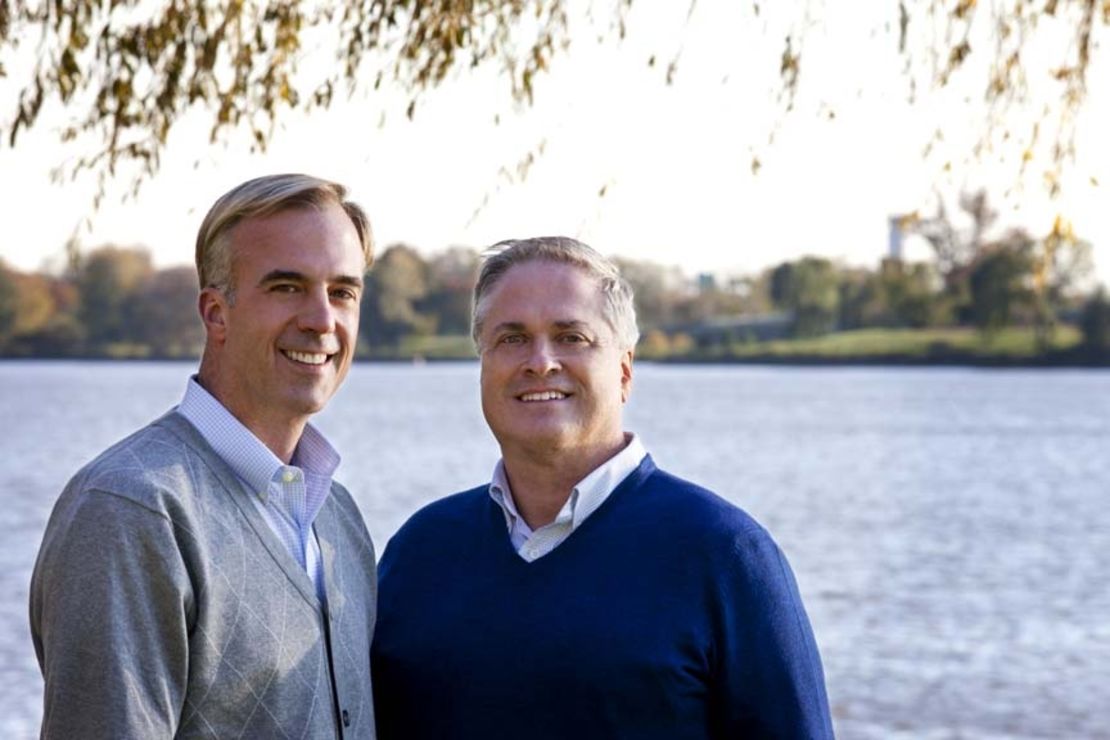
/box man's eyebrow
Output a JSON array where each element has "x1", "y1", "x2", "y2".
[
  {"x1": 259, "y1": 270, "x2": 306, "y2": 285},
  {"x1": 258, "y1": 270, "x2": 364, "y2": 289},
  {"x1": 333, "y1": 274, "x2": 364, "y2": 289},
  {"x1": 489, "y1": 320, "x2": 593, "y2": 334},
  {"x1": 553, "y1": 320, "x2": 590, "y2": 330}
]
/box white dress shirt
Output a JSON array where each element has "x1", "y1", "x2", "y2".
[{"x1": 488, "y1": 433, "x2": 647, "y2": 562}]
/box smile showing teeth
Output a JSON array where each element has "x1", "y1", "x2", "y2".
[
  {"x1": 519, "y1": 391, "x2": 567, "y2": 402},
  {"x1": 284, "y1": 350, "x2": 329, "y2": 365}
]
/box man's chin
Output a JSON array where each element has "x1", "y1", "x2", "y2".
[
  {"x1": 497, "y1": 423, "x2": 575, "y2": 453},
  {"x1": 278, "y1": 388, "x2": 335, "y2": 418}
]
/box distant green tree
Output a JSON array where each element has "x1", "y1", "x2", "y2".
[
  {"x1": 769, "y1": 257, "x2": 840, "y2": 337},
  {"x1": 837, "y1": 270, "x2": 880, "y2": 330},
  {"x1": 880, "y1": 261, "x2": 945, "y2": 328},
  {"x1": 670, "y1": 286, "x2": 742, "y2": 327},
  {"x1": 18, "y1": 314, "x2": 86, "y2": 356},
  {"x1": 360, "y1": 244, "x2": 435, "y2": 351},
  {"x1": 1079, "y1": 289, "x2": 1110, "y2": 356},
  {"x1": 1032, "y1": 217, "x2": 1094, "y2": 348},
  {"x1": 768, "y1": 262, "x2": 794, "y2": 311},
  {"x1": 8, "y1": 273, "x2": 81, "y2": 355},
  {"x1": 420, "y1": 247, "x2": 480, "y2": 336},
  {"x1": 0, "y1": 262, "x2": 17, "y2": 348},
  {"x1": 724, "y1": 275, "x2": 773, "y2": 316},
  {"x1": 11, "y1": 273, "x2": 54, "y2": 336},
  {"x1": 612, "y1": 258, "x2": 688, "y2": 330},
  {"x1": 129, "y1": 266, "x2": 204, "y2": 356},
  {"x1": 912, "y1": 191, "x2": 998, "y2": 288},
  {"x1": 968, "y1": 234, "x2": 1035, "y2": 336},
  {"x1": 75, "y1": 246, "x2": 154, "y2": 348}
]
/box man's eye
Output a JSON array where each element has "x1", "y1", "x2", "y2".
[
  {"x1": 271, "y1": 284, "x2": 299, "y2": 293},
  {"x1": 331, "y1": 288, "x2": 358, "y2": 301},
  {"x1": 559, "y1": 333, "x2": 587, "y2": 344},
  {"x1": 500, "y1": 334, "x2": 525, "y2": 345}
]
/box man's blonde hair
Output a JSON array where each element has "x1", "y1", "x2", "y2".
[{"x1": 195, "y1": 174, "x2": 373, "y2": 297}]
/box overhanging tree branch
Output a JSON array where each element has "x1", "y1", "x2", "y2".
[{"x1": 1, "y1": 0, "x2": 1106, "y2": 207}]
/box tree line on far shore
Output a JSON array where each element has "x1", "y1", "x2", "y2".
[{"x1": 3, "y1": 193, "x2": 1110, "y2": 362}]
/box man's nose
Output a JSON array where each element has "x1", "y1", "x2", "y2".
[
  {"x1": 298, "y1": 289, "x2": 336, "y2": 333},
  {"x1": 523, "y1": 338, "x2": 560, "y2": 375}
]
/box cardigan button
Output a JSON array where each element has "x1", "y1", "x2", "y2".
[{"x1": 342, "y1": 709, "x2": 350, "y2": 727}]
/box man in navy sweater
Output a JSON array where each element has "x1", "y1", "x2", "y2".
[{"x1": 372, "y1": 237, "x2": 834, "y2": 739}]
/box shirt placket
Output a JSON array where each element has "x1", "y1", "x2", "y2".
[
  {"x1": 274, "y1": 466, "x2": 309, "y2": 570},
  {"x1": 519, "y1": 503, "x2": 575, "y2": 561}
]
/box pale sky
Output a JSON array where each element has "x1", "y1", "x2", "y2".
[{"x1": 2, "y1": 1, "x2": 1108, "y2": 283}]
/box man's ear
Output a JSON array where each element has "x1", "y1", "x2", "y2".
[
  {"x1": 620, "y1": 349, "x2": 634, "y2": 404},
  {"x1": 198, "y1": 287, "x2": 229, "y2": 343}
]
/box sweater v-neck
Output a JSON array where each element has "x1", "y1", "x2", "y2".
[{"x1": 483, "y1": 454, "x2": 658, "y2": 569}]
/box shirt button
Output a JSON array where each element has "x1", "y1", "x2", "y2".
[
  {"x1": 282, "y1": 470, "x2": 296, "y2": 483},
  {"x1": 342, "y1": 709, "x2": 351, "y2": 727}
]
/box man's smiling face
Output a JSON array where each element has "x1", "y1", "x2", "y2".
[
  {"x1": 477, "y1": 260, "x2": 632, "y2": 461},
  {"x1": 204, "y1": 202, "x2": 364, "y2": 434}
]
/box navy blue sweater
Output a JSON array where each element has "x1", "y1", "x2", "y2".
[{"x1": 372, "y1": 456, "x2": 833, "y2": 739}]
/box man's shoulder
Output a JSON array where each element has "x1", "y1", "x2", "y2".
[
  {"x1": 406, "y1": 485, "x2": 489, "y2": 526},
  {"x1": 638, "y1": 467, "x2": 797, "y2": 590},
  {"x1": 67, "y1": 411, "x2": 219, "y2": 509},
  {"x1": 640, "y1": 465, "x2": 771, "y2": 543},
  {"x1": 386, "y1": 485, "x2": 489, "y2": 545}
]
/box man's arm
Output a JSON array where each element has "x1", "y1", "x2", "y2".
[
  {"x1": 712, "y1": 526, "x2": 835, "y2": 739},
  {"x1": 30, "y1": 489, "x2": 194, "y2": 739}
]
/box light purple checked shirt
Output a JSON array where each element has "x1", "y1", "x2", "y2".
[{"x1": 178, "y1": 377, "x2": 339, "y2": 602}]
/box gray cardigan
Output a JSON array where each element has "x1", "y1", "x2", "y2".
[{"x1": 30, "y1": 411, "x2": 377, "y2": 739}]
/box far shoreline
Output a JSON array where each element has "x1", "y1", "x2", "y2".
[{"x1": 3, "y1": 353, "x2": 1109, "y2": 369}]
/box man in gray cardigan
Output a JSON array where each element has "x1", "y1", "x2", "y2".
[{"x1": 30, "y1": 174, "x2": 378, "y2": 739}]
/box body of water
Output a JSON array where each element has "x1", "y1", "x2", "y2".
[{"x1": 2, "y1": 361, "x2": 1108, "y2": 738}]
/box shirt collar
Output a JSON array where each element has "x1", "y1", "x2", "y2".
[
  {"x1": 570, "y1": 433, "x2": 646, "y2": 528},
  {"x1": 177, "y1": 377, "x2": 340, "y2": 496},
  {"x1": 488, "y1": 433, "x2": 647, "y2": 531},
  {"x1": 489, "y1": 461, "x2": 518, "y2": 518}
]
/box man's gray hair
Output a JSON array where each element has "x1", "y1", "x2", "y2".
[
  {"x1": 195, "y1": 173, "x2": 374, "y2": 297},
  {"x1": 471, "y1": 236, "x2": 640, "y2": 351}
]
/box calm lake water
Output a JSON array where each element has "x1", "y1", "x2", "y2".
[{"x1": 2, "y1": 361, "x2": 1109, "y2": 738}]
